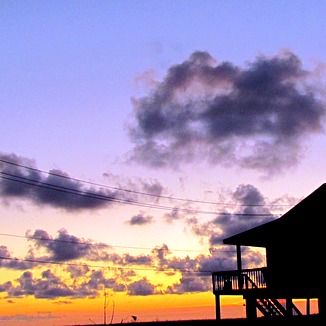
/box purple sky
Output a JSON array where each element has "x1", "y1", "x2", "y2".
[{"x1": 0, "y1": 1, "x2": 325, "y2": 324}]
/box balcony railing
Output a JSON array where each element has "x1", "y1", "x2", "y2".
[{"x1": 212, "y1": 267, "x2": 267, "y2": 294}]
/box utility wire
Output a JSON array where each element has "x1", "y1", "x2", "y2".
[
  {"x1": 0, "y1": 232, "x2": 243, "y2": 253},
  {"x1": 0, "y1": 173, "x2": 208, "y2": 213},
  {"x1": 0, "y1": 158, "x2": 293, "y2": 207},
  {"x1": 0, "y1": 256, "x2": 212, "y2": 274},
  {"x1": 0, "y1": 173, "x2": 280, "y2": 217}
]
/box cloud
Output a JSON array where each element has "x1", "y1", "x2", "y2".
[
  {"x1": 19, "y1": 228, "x2": 159, "y2": 268},
  {"x1": 53, "y1": 300, "x2": 73, "y2": 305},
  {"x1": 0, "y1": 246, "x2": 33, "y2": 270},
  {"x1": 186, "y1": 184, "x2": 276, "y2": 246},
  {"x1": 163, "y1": 207, "x2": 185, "y2": 223},
  {"x1": 0, "y1": 312, "x2": 57, "y2": 322},
  {"x1": 0, "y1": 153, "x2": 119, "y2": 211},
  {"x1": 3, "y1": 270, "x2": 75, "y2": 299},
  {"x1": 66, "y1": 265, "x2": 90, "y2": 278},
  {"x1": 61, "y1": 268, "x2": 126, "y2": 299},
  {"x1": 26, "y1": 228, "x2": 110, "y2": 262},
  {"x1": 165, "y1": 275, "x2": 211, "y2": 294},
  {"x1": 126, "y1": 212, "x2": 154, "y2": 225},
  {"x1": 0, "y1": 180, "x2": 289, "y2": 299},
  {"x1": 102, "y1": 172, "x2": 167, "y2": 203},
  {"x1": 126, "y1": 254, "x2": 154, "y2": 266},
  {"x1": 127, "y1": 50, "x2": 326, "y2": 175},
  {"x1": 0, "y1": 224, "x2": 267, "y2": 299},
  {"x1": 0, "y1": 268, "x2": 126, "y2": 300},
  {"x1": 127, "y1": 277, "x2": 158, "y2": 296},
  {"x1": 1, "y1": 153, "x2": 163, "y2": 211}
]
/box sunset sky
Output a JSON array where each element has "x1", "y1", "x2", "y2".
[{"x1": 1, "y1": 1, "x2": 325, "y2": 325}]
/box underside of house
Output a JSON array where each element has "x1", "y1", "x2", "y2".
[{"x1": 212, "y1": 267, "x2": 323, "y2": 320}]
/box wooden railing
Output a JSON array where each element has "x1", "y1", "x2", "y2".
[{"x1": 212, "y1": 267, "x2": 267, "y2": 293}]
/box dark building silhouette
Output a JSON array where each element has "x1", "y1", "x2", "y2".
[{"x1": 212, "y1": 183, "x2": 325, "y2": 320}]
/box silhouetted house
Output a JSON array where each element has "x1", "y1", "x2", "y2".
[{"x1": 212, "y1": 183, "x2": 325, "y2": 320}]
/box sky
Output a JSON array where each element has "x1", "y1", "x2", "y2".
[{"x1": 0, "y1": 0, "x2": 325, "y2": 325}]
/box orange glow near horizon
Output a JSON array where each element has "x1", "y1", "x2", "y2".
[
  {"x1": 0, "y1": 291, "x2": 251, "y2": 325},
  {"x1": 0, "y1": 287, "x2": 320, "y2": 326}
]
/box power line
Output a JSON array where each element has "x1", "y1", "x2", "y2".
[
  {"x1": 0, "y1": 158, "x2": 293, "y2": 207},
  {"x1": 0, "y1": 173, "x2": 279, "y2": 217},
  {"x1": 0, "y1": 256, "x2": 212, "y2": 274},
  {"x1": 0, "y1": 232, "x2": 242, "y2": 253}
]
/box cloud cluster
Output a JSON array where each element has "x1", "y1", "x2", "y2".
[
  {"x1": 127, "y1": 51, "x2": 325, "y2": 175},
  {"x1": 0, "y1": 183, "x2": 290, "y2": 302},
  {"x1": 0, "y1": 227, "x2": 264, "y2": 300},
  {"x1": 0, "y1": 268, "x2": 125, "y2": 299},
  {"x1": 0, "y1": 156, "x2": 294, "y2": 300}
]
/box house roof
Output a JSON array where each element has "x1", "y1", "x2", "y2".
[{"x1": 223, "y1": 183, "x2": 326, "y2": 247}]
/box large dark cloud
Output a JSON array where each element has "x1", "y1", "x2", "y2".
[{"x1": 127, "y1": 51, "x2": 325, "y2": 175}]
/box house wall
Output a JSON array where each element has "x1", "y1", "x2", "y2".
[{"x1": 265, "y1": 238, "x2": 322, "y2": 298}]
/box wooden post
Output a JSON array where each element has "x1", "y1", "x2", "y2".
[
  {"x1": 215, "y1": 294, "x2": 221, "y2": 320},
  {"x1": 236, "y1": 245, "x2": 243, "y2": 289},
  {"x1": 318, "y1": 296, "x2": 323, "y2": 319},
  {"x1": 245, "y1": 297, "x2": 257, "y2": 319},
  {"x1": 306, "y1": 298, "x2": 310, "y2": 315},
  {"x1": 286, "y1": 298, "x2": 293, "y2": 317}
]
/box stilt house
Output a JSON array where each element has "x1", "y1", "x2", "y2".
[{"x1": 212, "y1": 183, "x2": 325, "y2": 320}]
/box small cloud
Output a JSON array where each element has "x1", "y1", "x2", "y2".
[
  {"x1": 127, "y1": 277, "x2": 158, "y2": 296},
  {"x1": 126, "y1": 212, "x2": 154, "y2": 226},
  {"x1": 53, "y1": 300, "x2": 73, "y2": 305}
]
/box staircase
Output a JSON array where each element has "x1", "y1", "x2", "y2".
[{"x1": 243, "y1": 273, "x2": 303, "y2": 318}]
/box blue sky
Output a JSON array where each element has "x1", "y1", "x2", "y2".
[{"x1": 0, "y1": 1, "x2": 325, "y2": 324}]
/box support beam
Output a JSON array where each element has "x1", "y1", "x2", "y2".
[
  {"x1": 215, "y1": 294, "x2": 221, "y2": 320},
  {"x1": 306, "y1": 298, "x2": 310, "y2": 315},
  {"x1": 236, "y1": 244, "x2": 242, "y2": 271},
  {"x1": 318, "y1": 296, "x2": 323, "y2": 318},
  {"x1": 245, "y1": 297, "x2": 257, "y2": 320},
  {"x1": 236, "y1": 245, "x2": 243, "y2": 289},
  {"x1": 286, "y1": 298, "x2": 293, "y2": 317}
]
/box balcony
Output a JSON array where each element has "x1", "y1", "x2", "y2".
[
  {"x1": 211, "y1": 267, "x2": 308, "y2": 318},
  {"x1": 212, "y1": 267, "x2": 267, "y2": 295}
]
